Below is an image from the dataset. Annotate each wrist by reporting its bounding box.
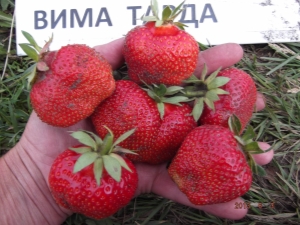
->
[0,144,71,225]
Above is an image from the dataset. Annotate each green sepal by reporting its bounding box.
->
[162,96,189,105]
[157,102,165,119]
[101,126,114,155]
[17,63,37,90]
[141,15,157,22]
[241,125,256,143]
[192,97,204,121]
[110,153,132,172]
[205,67,222,85]
[162,6,172,21]
[165,86,184,95]
[206,90,220,102]
[69,146,92,154]
[204,97,215,111]
[244,142,265,154]
[207,77,230,89]
[151,0,159,19]
[21,30,41,52]
[171,1,185,18]
[70,131,97,150]
[248,155,266,176]
[155,20,164,27]
[113,146,138,155]
[84,131,103,146]
[73,151,98,173]
[113,128,136,148]
[228,114,242,136]
[103,155,121,182]
[94,157,103,186]
[19,43,39,62]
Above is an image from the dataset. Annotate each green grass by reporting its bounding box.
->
[1,1,300,225]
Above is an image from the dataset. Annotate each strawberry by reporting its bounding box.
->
[199,67,257,131]
[19,31,115,127]
[91,80,197,164]
[168,116,265,205]
[123,1,199,85]
[48,129,138,220]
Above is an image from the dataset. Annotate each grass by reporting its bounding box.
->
[1,1,300,225]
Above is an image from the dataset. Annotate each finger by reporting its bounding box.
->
[93,37,125,70]
[195,43,244,76]
[253,142,274,165]
[255,92,266,111]
[151,168,247,220]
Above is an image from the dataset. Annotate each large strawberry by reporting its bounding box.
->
[49,129,138,220]
[123,1,199,85]
[91,80,197,164]
[19,31,115,127]
[198,67,257,131]
[168,116,265,205]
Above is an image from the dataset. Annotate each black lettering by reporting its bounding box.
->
[127,6,142,25]
[70,8,93,28]
[34,11,48,29]
[95,8,112,27]
[51,10,66,29]
[200,4,217,23]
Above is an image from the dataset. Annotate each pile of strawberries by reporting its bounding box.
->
[20,0,265,221]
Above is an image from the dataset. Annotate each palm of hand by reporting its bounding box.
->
[13,38,273,221]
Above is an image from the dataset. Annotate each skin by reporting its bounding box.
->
[0,38,274,225]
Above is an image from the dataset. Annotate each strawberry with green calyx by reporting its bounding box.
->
[48,129,138,220]
[91,80,197,164]
[168,115,266,205]
[19,31,115,127]
[181,64,230,121]
[199,67,257,132]
[123,0,199,86]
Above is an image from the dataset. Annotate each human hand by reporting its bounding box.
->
[1,38,273,224]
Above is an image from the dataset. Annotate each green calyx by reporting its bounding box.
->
[228,114,267,176]
[18,30,52,89]
[143,83,189,119]
[182,64,230,122]
[142,0,187,29]
[69,128,137,186]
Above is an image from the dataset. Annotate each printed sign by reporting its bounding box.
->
[15,0,300,55]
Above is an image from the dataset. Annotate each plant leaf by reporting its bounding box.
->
[73,152,98,173]
[103,155,121,182]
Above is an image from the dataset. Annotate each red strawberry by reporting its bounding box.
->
[49,130,138,220]
[199,67,257,131]
[19,31,115,127]
[168,124,252,205]
[91,80,197,164]
[123,2,199,85]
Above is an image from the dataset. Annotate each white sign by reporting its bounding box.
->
[15,0,300,55]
